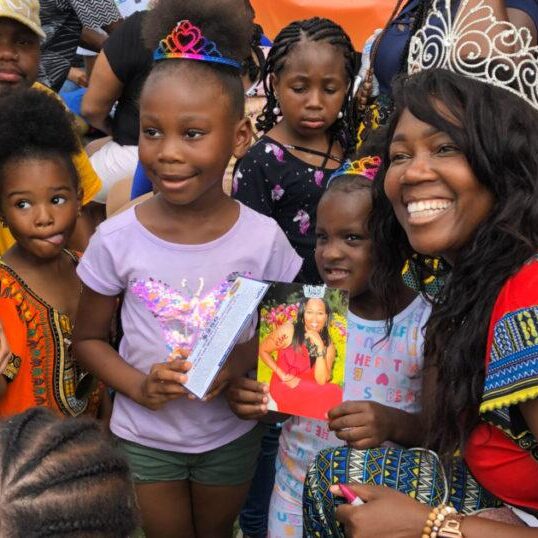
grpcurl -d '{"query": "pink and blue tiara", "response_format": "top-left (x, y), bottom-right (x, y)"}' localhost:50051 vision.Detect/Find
top-left (153, 19), bottom-right (242, 70)
top-left (328, 155), bottom-right (382, 185)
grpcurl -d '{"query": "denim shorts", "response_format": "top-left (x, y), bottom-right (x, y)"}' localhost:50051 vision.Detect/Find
top-left (116, 423), bottom-right (266, 486)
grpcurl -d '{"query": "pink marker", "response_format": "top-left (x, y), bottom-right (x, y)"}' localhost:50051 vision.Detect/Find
top-left (339, 483), bottom-right (364, 506)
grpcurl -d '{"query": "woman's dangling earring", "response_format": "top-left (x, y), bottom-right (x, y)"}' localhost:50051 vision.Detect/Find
top-left (273, 99), bottom-right (281, 116)
top-left (337, 111), bottom-right (344, 119)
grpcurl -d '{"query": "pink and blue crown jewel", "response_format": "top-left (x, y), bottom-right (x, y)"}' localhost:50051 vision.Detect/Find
top-left (153, 19), bottom-right (241, 70)
top-left (328, 155), bottom-right (382, 185)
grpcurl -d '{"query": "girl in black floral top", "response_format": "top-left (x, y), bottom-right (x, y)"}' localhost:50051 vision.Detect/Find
top-left (233, 17), bottom-right (358, 283)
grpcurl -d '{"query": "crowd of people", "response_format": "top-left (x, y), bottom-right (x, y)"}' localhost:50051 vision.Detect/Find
top-left (0, 0), bottom-right (536, 537)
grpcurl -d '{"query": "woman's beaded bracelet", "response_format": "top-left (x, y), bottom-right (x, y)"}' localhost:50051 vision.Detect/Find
top-left (421, 505), bottom-right (457, 538)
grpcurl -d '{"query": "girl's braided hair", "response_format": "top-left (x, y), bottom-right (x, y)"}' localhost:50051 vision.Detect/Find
top-left (242, 23), bottom-right (266, 85)
top-left (355, 0), bottom-right (435, 135)
top-left (397, 0), bottom-right (435, 74)
top-left (257, 17), bottom-right (359, 150)
top-left (0, 408), bottom-right (138, 537)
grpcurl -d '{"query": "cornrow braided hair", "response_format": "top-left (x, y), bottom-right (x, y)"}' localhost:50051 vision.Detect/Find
top-left (242, 23), bottom-right (266, 84)
top-left (355, 0), bottom-right (435, 142)
top-left (257, 17), bottom-right (359, 150)
top-left (0, 408), bottom-right (138, 537)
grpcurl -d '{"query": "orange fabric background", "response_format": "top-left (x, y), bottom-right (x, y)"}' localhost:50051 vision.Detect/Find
top-left (251, 0), bottom-right (396, 50)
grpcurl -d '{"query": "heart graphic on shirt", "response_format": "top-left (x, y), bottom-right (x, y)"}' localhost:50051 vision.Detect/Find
top-left (376, 373), bottom-right (389, 386)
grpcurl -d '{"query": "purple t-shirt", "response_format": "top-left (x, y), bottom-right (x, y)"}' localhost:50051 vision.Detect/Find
top-left (78, 203), bottom-right (302, 452)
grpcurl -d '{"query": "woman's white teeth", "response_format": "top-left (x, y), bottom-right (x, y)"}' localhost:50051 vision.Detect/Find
top-left (407, 200), bottom-right (452, 214)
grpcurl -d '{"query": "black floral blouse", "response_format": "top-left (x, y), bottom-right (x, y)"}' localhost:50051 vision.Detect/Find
top-left (232, 135), bottom-right (340, 284)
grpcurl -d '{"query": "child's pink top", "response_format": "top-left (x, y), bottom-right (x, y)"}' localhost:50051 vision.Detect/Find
top-left (78, 203), bottom-right (302, 453)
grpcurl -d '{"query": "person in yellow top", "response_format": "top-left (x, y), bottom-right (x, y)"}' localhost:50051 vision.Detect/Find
top-left (0, 0), bottom-right (102, 253)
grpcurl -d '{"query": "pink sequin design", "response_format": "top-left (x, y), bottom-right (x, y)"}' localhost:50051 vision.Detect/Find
top-left (232, 169), bottom-right (242, 195)
top-left (314, 170), bottom-right (324, 187)
top-left (293, 210), bottom-right (310, 235)
top-left (265, 143), bottom-right (285, 163)
top-left (129, 277), bottom-right (232, 357)
top-left (271, 184), bottom-right (285, 201)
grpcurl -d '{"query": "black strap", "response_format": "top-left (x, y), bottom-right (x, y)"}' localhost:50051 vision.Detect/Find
top-left (283, 138), bottom-right (342, 167)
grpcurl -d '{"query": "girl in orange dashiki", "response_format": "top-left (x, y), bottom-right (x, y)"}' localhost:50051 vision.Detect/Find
top-left (0, 89), bottom-right (103, 417)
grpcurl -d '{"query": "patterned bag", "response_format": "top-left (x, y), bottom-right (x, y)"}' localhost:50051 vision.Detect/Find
top-left (303, 445), bottom-right (502, 537)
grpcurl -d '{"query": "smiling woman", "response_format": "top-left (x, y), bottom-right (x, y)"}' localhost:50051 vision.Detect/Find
top-left (303, 68), bottom-right (538, 537)
top-left (374, 69), bottom-right (538, 468)
top-left (259, 296), bottom-right (343, 419)
top-left (384, 108), bottom-right (494, 264)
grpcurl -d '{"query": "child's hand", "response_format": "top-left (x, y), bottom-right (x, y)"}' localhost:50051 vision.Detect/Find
top-left (201, 365), bottom-right (233, 402)
top-left (225, 377), bottom-right (269, 420)
top-left (137, 358), bottom-right (191, 411)
top-left (327, 401), bottom-right (394, 449)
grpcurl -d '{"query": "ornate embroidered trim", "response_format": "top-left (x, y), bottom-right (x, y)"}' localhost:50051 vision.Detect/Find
top-left (481, 306), bottom-right (538, 413)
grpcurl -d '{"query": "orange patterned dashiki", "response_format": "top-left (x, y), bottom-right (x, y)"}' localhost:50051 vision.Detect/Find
top-left (0, 252), bottom-right (102, 417)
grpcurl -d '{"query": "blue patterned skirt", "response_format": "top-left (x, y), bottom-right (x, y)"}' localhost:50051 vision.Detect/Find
top-left (303, 446), bottom-right (502, 537)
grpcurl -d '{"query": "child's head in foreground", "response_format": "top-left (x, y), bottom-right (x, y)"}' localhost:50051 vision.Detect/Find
top-left (0, 407), bottom-right (138, 537)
